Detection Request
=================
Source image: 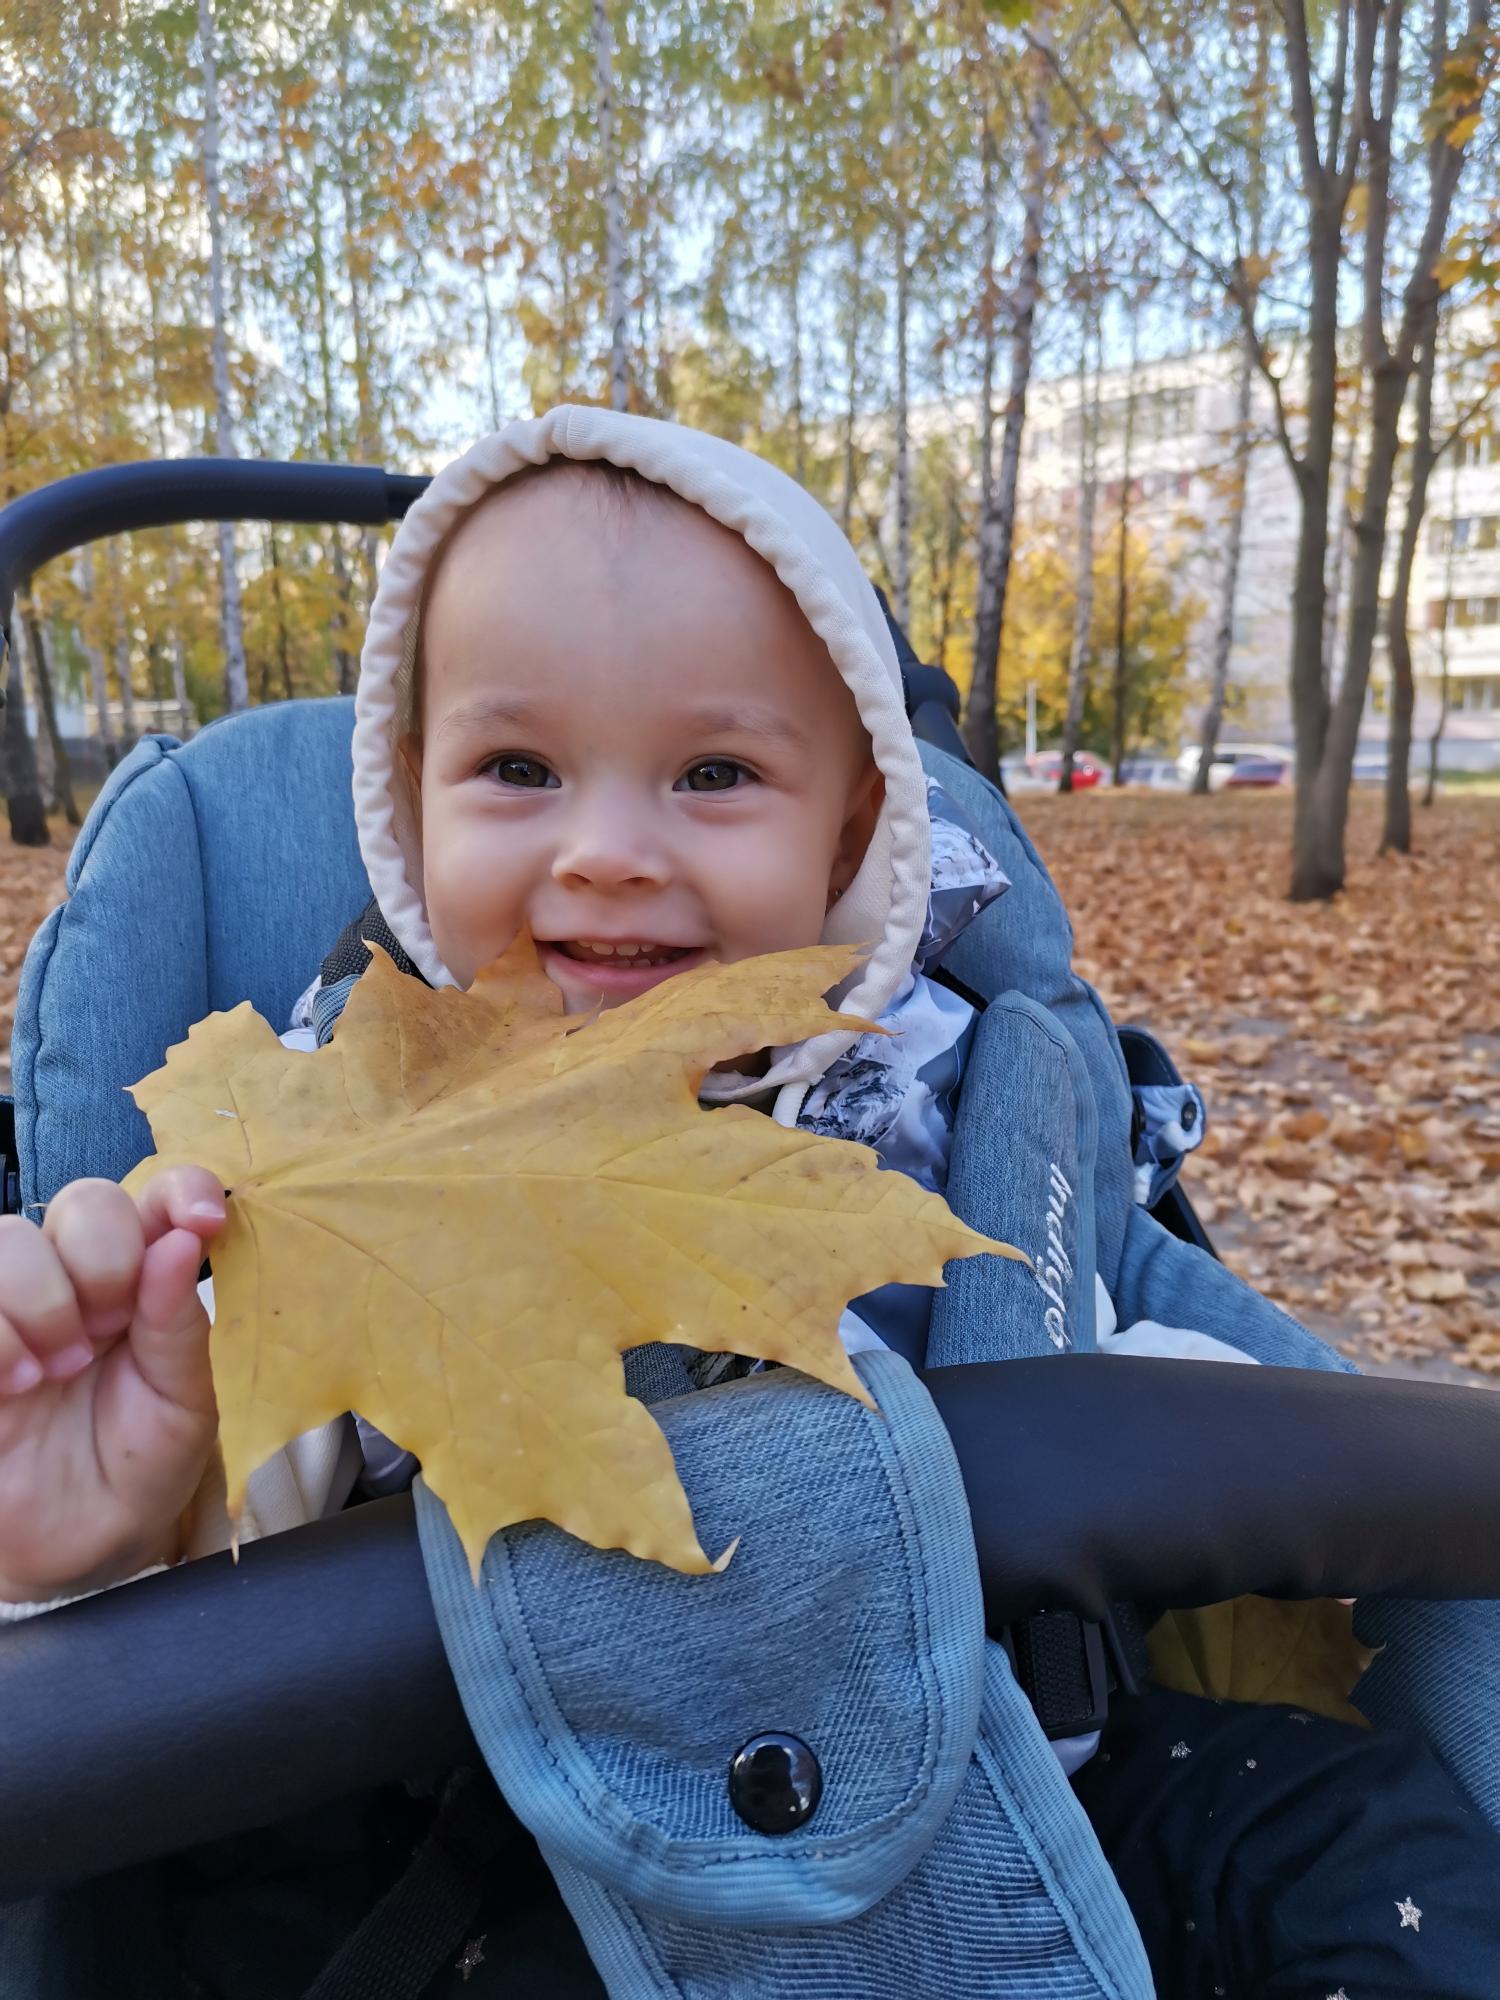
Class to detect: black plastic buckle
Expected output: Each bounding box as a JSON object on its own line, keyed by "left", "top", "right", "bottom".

{"left": 1001, "top": 1606, "right": 1144, "bottom": 1741}
{"left": 0, "top": 1095, "right": 21, "bottom": 1218}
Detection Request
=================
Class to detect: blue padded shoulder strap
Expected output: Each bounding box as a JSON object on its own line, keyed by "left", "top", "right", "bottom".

{"left": 13, "top": 698, "right": 369, "bottom": 1211}
{"left": 918, "top": 746, "right": 1136, "bottom": 1289}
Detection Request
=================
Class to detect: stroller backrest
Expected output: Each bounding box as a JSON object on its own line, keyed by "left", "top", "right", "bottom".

{"left": 14, "top": 698, "right": 369, "bottom": 1212}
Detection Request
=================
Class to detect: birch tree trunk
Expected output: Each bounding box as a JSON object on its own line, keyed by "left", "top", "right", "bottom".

{"left": 106, "top": 542, "right": 138, "bottom": 748}
{"left": 143, "top": 178, "right": 195, "bottom": 738}
{"left": 1322, "top": 400, "right": 1359, "bottom": 694}
{"left": 1424, "top": 446, "right": 1461, "bottom": 808}
{"left": 788, "top": 243, "right": 806, "bottom": 486}
{"left": 592, "top": 0, "right": 629, "bottom": 413}
{"left": 76, "top": 548, "right": 116, "bottom": 764}
{"left": 309, "top": 156, "right": 357, "bottom": 695}
{"left": 889, "top": 0, "right": 911, "bottom": 629}
{"left": 334, "top": 107, "right": 381, "bottom": 612}
{"left": 84, "top": 162, "right": 140, "bottom": 750}
{"left": 19, "top": 599, "right": 78, "bottom": 824}
{"left": 1, "top": 621, "right": 50, "bottom": 848}
{"left": 840, "top": 235, "right": 865, "bottom": 541}
{"left": 1379, "top": 326, "right": 1439, "bottom": 855}
{"left": 1109, "top": 326, "right": 1141, "bottom": 787}
{"left": 976, "top": 117, "right": 998, "bottom": 524}
{"left": 1194, "top": 343, "right": 1254, "bottom": 792}
{"left": 0, "top": 235, "right": 55, "bottom": 845}
{"left": 197, "top": 0, "right": 248, "bottom": 713}
{"left": 1060, "top": 305, "right": 1100, "bottom": 792}
{"left": 963, "top": 44, "right": 1049, "bottom": 781}
{"left": 57, "top": 169, "right": 116, "bottom": 768}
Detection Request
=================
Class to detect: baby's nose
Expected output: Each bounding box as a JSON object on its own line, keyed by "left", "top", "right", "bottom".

{"left": 550, "top": 792, "right": 672, "bottom": 889}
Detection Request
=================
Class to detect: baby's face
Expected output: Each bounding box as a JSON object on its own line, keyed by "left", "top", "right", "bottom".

{"left": 406, "top": 473, "right": 882, "bottom": 1011}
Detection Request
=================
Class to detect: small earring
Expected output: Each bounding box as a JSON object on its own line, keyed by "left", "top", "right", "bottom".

{"left": 829, "top": 886, "right": 844, "bottom": 905}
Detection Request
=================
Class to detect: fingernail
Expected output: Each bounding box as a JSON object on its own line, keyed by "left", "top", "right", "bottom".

{"left": 1, "top": 1356, "right": 44, "bottom": 1395}
{"left": 43, "top": 1342, "right": 95, "bottom": 1381}
{"left": 188, "top": 1201, "right": 226, "bottom": 1224}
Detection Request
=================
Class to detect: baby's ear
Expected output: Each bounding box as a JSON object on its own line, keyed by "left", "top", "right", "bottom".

{"left": 832, "top": 761, "right": 884, "bottom": 894}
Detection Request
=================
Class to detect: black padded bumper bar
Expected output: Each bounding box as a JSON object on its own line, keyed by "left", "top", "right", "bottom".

{"left": 0, "top": 459, "right": 431, "bottom": 705}
{"left": 4, "top": 1356, "right": 1500, "bottom": 1901}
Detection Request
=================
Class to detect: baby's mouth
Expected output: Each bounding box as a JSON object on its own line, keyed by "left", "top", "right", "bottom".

{"left": 550, "top": 939, "right": 696, "bottom": 969}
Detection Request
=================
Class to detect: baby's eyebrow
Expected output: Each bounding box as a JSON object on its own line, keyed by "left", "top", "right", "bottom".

{"left": 434, "top": 696, "right": 537, "bottom": 741}
{"left": 434, "top": 694, "right": 811, "bottom": 749}
{"left": 680, "top": 702, "right": 811, "bottom": 748}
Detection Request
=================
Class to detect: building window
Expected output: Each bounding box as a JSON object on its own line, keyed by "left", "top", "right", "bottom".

{"left": 1439, "top": 596, "right": 1500, "bottom": 628}
{"left": 1427, "top": 518, "right": 1500, "bottom": 553}
{"left": 1458, "top": 677, "right": 1497, "bottom": 713}
{"left": 1454, "top": 434, "right": 1500, "bottom": 469}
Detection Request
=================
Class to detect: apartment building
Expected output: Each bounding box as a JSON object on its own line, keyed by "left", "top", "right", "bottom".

{"left": 915, "top": 327, "right": 1500, "bottom": 770}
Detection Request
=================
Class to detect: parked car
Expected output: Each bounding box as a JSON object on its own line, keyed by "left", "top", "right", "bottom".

{"left": 1117, "top": 756, "right": 1185, "bottom": 790}
{"left": 1176, "top": 743, "right": 1289, "bottom": 791}
{"left": 1025, "top": 750, "right": 1106, "bottom": 789}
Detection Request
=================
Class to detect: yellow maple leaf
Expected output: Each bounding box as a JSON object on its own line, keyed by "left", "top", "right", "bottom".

{"left": 125, "top": 939, "right": 1019, "bottom": 1579}
{"left": 1147, "top": 1596, "right": 1381, "bottom": 1728}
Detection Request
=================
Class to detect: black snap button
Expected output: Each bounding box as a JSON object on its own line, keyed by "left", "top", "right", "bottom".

{"left": 728, "top": 1732, "right": 822, "bottom": 1834}
{"left": 1180, "top": 1099, "right": 1198, "bottom": 1131}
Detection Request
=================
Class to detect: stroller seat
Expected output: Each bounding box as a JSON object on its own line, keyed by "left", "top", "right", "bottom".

{"left": 8, "top": 678, "right": 1500, "bottom": 1996}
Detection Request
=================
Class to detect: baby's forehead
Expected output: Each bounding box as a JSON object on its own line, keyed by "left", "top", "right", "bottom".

{"left": 417, "top": 463, "right": 871, "bottom": 766}
{"left": 424, "top": 473, "right": 826, "bottom": 674}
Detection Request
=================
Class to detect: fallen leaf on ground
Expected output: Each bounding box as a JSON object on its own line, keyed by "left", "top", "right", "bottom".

{"left": 126, "top": 937, "right": 1019, "bottom": 1578}
{"left": 1025, "top": 791, "right": 1500, "bottom": 1382}
{"left": 1147, "top": 1595, "right": 1380, "bottom": 1727}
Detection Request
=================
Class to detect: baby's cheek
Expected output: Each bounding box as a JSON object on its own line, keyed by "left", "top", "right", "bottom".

{"left": 423, "top": 823, "right": 525, "bottom": 979}
{"left": 715, "top": 837, "right": 835, "bottom": 957}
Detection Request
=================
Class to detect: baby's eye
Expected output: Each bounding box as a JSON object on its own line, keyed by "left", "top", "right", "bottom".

{"left": 486, "top": 754, "right": 558, "bottom": 790}
{"left": 679, "top": 759, "right": 751, "bottom": 793}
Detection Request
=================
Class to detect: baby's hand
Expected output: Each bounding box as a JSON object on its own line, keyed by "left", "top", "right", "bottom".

{"left": 0, "top": 1168, "right": 225, "bottom": 1605}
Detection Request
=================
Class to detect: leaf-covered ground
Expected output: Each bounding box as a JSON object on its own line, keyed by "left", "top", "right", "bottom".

{"left": 4, "top": 791, "right": 1497, "bottom": 1383}
{"left": 0, "top": 828, "right": 70, "bottom": 1101}
{"left": 1023, "top": 790, "right": 1500, "bottom": 1386}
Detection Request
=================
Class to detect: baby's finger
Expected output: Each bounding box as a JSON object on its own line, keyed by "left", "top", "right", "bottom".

{"left": 0, "top": 1306, "right": 46, "bottom": 1396}
{"left": 130, "top": 1226, "right": 217, "bottom": 1419}
{"left": 132, "top": 1165, "right": 227, "bottom": 1250}
{"left": 42, "top": 1178, "right": 147, "bottom": 1351}
{"left": 0, "top": 1213, "right": 90, "bottom": 1379}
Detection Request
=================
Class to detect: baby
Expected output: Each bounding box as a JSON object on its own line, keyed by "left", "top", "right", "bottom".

{"left": 1, "top": 413, "right": 1496, "bottom": 1997}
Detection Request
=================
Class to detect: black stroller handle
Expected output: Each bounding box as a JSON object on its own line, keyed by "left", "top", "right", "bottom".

{"left": 0, "top": 459, "right": 431, "bottom": 704}
{"left": 4, "top": 1355, "right": 1500, "bottom": 1901}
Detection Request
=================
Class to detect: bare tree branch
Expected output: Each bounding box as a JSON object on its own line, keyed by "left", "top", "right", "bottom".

{"left": 1276, "top": 0, "right": 1330, "bottom": 196}
{"left": 1025, "top": 21, "right": 1300, "bottom": 472}
{"left": 1104, "top": 0, "right": 1248, "bottom": 258}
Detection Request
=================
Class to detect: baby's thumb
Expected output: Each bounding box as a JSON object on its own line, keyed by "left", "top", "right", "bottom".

{"left": 130, "top": 1226, "right": 218, "bottom": 1420}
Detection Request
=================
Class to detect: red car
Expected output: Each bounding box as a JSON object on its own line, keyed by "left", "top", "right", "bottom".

{"left": 1026, "top": 751, "right": 1105, "bottom": 789}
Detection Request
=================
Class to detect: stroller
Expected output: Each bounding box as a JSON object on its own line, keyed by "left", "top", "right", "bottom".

{"left": 2, "top": 459, "right": 1500, "bottom": 1999}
